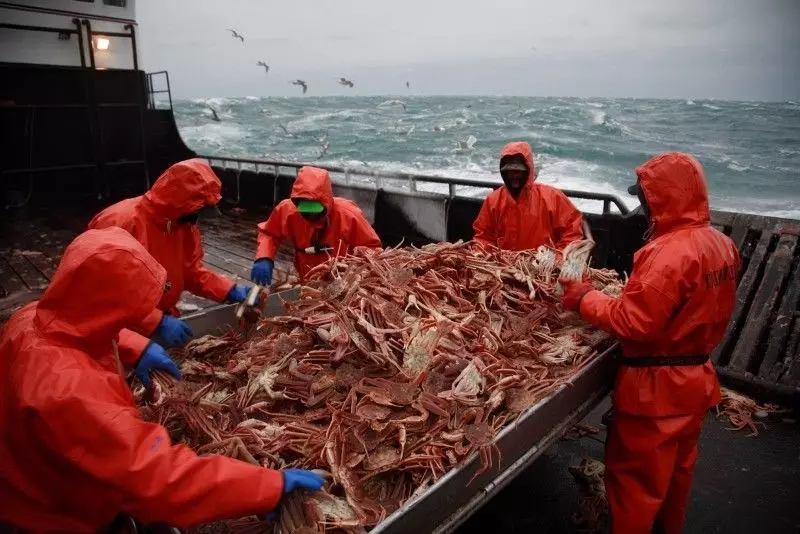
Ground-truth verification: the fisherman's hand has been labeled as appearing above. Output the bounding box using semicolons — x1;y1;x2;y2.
155;313;194;347
135;342;181;387
226;284;250;303
282;468;325;493
259;468;325;522
251;258;274;286
561;279;594;312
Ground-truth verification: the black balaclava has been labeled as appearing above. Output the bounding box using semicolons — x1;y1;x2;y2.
177;204;221;225
628;181;651;221
499;154;529;198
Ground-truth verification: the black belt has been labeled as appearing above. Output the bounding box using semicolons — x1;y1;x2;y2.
618;354;709;367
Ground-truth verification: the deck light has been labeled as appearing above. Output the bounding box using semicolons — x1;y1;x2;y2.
95;37;110;51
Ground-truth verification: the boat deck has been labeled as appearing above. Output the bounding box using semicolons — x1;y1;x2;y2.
0;209;295;322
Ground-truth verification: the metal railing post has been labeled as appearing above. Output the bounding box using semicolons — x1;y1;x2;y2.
273;165;280;205
72;18;85;67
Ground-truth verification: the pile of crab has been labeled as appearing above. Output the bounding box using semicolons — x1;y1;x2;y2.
138;240;623;533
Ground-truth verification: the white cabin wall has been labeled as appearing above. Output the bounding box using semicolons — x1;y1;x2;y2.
0;0;139;69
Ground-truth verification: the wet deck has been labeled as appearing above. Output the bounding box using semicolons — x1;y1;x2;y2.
0;209;294;322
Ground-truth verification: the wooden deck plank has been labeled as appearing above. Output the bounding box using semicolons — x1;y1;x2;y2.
762;258;800;381
728;235;797;372
0;257;27;297
711;231;773;365
728;226;750;251
203;250;252;280
6;253;49;291
203;236;257;262
24;252;58;280
780;319;800;385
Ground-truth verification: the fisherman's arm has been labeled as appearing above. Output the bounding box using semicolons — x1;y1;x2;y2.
33;382;286;526
552;190;585;250
472;196;498;246
252;205;292;285
571;249;683;341
349;209;382;248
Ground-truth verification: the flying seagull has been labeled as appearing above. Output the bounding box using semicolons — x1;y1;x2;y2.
290;79;308;94
278;122;295;138
338;77;354;88
316;132;330;159
227;29;244;42
208;108;221;122
378;99;407;112
256;61;269;74
406;81;410;89
455;135;477;152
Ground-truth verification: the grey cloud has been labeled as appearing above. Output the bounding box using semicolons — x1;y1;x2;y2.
137;0;800;100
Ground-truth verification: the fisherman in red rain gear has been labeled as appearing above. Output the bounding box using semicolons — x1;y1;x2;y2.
251;166;381;285
89;159;251;381
0;227;323;532
561;152;740;534
472;141;584;251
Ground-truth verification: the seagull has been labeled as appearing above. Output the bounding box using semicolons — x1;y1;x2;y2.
316;132;330;159
290;80;308;94
378;99;407;112
278;122;295;138
455;135;477;152
227;29;244;42
338;77;354;88
256;61;269;74
406;81;410;89
208;107;221;122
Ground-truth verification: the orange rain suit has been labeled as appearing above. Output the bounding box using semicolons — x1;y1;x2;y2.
0;228;283;532
577;153;739;533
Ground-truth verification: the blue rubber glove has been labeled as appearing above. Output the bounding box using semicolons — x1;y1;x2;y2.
250;258;274;286
281;468;325;494
226;284;250;303
135;342;181;387
261;468;325;522
155;313;193;347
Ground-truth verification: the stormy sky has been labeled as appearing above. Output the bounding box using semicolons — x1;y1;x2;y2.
137;0;800;101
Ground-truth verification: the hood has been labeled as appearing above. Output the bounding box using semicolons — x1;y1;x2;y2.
290;166;334;214
635;152;710;237
142;158;222;223
500;141;536;184
34;227;167;344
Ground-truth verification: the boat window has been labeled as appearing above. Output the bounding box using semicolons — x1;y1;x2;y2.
103;0;126;6
74;0;94;3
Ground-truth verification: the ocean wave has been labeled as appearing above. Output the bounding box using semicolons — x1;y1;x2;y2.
701;103;721;111
173;96;798;220
589;110;623;134
726;162;750;172
685;99;696;105
179;123;249;149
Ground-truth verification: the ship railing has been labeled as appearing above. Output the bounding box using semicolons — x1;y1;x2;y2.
202;154;631;216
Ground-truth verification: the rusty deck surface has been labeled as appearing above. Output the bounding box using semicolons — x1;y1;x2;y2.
0;208;294;322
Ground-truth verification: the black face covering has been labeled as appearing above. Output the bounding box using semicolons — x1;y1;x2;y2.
637;189;651;221
628;182;651;221
177;211;200;225
300;211;326;223
500;155;529;198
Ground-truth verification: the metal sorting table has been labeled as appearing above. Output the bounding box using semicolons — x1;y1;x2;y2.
183;289;616;534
